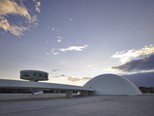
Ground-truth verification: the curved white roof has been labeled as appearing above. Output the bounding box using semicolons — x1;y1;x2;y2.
84;74;142;95
0;79;94;92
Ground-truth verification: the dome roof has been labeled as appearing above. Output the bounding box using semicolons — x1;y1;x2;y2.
84;74;142;95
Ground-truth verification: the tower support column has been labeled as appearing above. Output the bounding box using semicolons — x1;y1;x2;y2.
66;90;73;98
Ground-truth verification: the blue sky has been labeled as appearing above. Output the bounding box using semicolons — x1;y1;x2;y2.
0;0;154;85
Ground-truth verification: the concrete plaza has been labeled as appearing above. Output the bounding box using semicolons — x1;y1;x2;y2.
0;95;154;116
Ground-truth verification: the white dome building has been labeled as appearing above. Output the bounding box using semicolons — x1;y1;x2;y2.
84;74;142;95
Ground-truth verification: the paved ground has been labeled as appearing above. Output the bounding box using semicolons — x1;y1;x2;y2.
0;93;66;100
0;95;154;116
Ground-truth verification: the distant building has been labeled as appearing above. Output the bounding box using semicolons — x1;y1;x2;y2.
139;86;154;93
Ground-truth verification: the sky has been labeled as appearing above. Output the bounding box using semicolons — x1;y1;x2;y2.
0;0;154;86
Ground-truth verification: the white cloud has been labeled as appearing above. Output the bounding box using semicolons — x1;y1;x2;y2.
28;15;38;24
57;39;62;43
0;0;39;37
51;48;59;55
0;16;28;37
69;18;73;21
49;27;64;43
111;45;154;73
35;1;41;13
57;36;63;43
51;27;55;31
67;77;81;82
50;45;88;55
59;45;88;52
49;76;87;86
112;45;154;63
0;0;31;20
67;76;91;82
53;52;59;55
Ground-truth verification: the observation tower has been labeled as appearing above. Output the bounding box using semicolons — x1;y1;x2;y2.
20;70;48;82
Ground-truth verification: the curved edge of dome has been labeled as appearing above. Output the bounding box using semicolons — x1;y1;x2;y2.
84;74;142;96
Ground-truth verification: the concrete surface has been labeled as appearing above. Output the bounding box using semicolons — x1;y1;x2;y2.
0;93;66;100
0;95;154;116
